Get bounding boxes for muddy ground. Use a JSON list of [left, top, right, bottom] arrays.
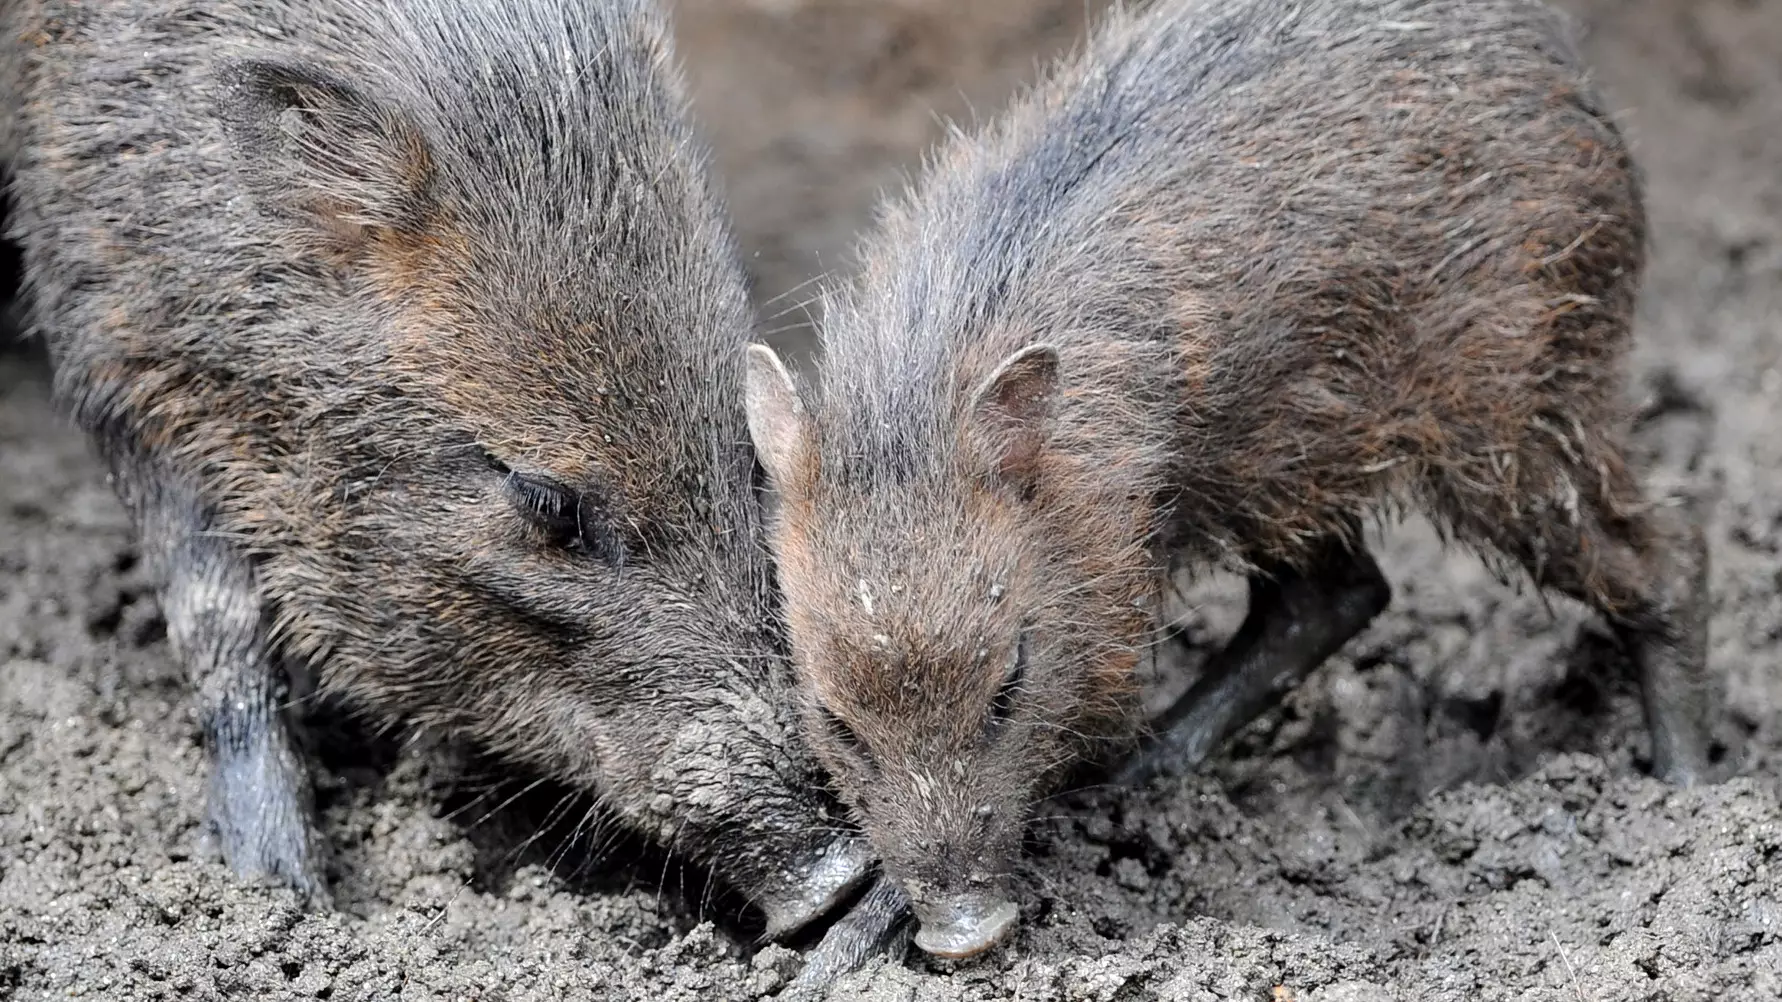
[[2, 0, 1779, 999]]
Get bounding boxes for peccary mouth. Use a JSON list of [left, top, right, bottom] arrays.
[[910, 895, 1020, 959], [755, 836, 876, 938]]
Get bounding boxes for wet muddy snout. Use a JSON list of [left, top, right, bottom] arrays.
[[909, 890, 1020, 959], [751, 835, 877, 938]]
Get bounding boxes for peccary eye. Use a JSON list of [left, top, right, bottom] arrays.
[[504, 471, 577, 534], [984, 633, 1026, 742], [819, 704, 874, 771], [502, 470, 627, 567]]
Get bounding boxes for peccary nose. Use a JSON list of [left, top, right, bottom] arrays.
[[754, 836, 876, 938], [910, 894, 1020, 959]]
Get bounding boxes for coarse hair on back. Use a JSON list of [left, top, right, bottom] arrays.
[[248, 0, 744, 351]]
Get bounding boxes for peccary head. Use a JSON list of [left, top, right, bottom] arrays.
[[199, 0, 866, 934], [745, 341, 1146, 957]]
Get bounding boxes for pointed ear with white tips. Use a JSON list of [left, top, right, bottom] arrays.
[[967, 343, 1061, 489], [743, 343, 811, 489]]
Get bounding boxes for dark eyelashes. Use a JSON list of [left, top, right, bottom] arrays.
[[504, 471, 578, 531], [500, 468, 627, 568], [985, 633, 1027, 740], [821, 704, 874, 771]]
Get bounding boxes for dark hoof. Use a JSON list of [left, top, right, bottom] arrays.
[[204, 740, 332, 908], [1112, 743, 1176, 787], [1651, 755, 1708, 789]]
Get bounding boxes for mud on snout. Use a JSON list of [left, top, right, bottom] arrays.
[[637, 691, 875, 937], [868, 789, 1028, 960]]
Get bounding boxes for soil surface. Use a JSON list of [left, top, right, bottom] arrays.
[[3, 0, 1780, 1000]]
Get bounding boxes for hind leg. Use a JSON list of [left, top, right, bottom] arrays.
[[117, 457, 331, 903], [1624, 504, 1712, 784], [1118, 531, 1392, 784], [1435, 455, 1712, 786]]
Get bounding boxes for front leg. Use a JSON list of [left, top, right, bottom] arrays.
[[1120, 535, 1391, 784], [785, 875, 913, 996], [119, 459, 331, 905]]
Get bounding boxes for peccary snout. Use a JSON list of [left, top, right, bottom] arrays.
[[908, 890, 1019, 960], [750, 829, 877, 938]]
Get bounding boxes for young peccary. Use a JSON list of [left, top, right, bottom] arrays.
[[745, 0, 1714, 959], [2, 0, 878, 942]]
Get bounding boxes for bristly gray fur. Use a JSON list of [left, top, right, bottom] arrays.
[[819, 0, 1598, 505]]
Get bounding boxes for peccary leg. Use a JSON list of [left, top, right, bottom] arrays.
[[117, 459, 331, 904], [1469, 488, 1712, 786], [1615, 505, 1713, 786], [785, 876, 914, 996], [1119, 534, 1391, 784]]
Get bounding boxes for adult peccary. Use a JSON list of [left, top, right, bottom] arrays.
[[1, 0, 878, 942], [744, 0, 1714, 959]]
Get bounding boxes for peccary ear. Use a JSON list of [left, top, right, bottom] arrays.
[[967, 344, 1060, 489], [216, 59, 433, 251], [744, 344, 811, 489]]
